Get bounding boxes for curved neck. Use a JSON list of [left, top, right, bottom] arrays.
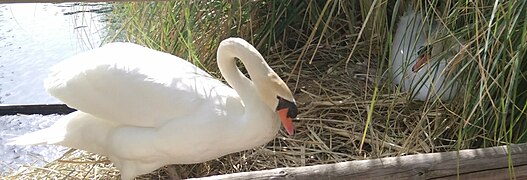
[[216, 39, 274, 105], [216, 39, 282, 148]]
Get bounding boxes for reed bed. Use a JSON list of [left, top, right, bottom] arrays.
[[4, 0, 526, 179]]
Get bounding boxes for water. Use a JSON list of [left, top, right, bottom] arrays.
[[0, 2, 111, 175], [0, 114, 66, 176], [0, 3, 109, 104]]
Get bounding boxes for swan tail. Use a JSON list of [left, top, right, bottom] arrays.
[[6, 113, 73, 146], [7, 127, 65, 145], [8, 111, 118, 156]]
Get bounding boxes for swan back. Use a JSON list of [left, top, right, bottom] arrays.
[[45, 42, 232, 127]]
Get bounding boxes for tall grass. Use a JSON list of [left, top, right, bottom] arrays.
[[111, 0, 527, 164], [420, 0, 527, 148], [5, 1, 527, 179]]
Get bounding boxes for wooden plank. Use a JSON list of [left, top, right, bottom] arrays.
[[0, 104, 76, 115], [193, 143, 527, 180], [0, 0, 160, 3]]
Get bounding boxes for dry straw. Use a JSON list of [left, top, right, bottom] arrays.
[[4, 0, 527, 179]]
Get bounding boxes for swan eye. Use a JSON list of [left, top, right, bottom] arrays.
[[417, 45, 432, 56], [276, 96, 298, 118]]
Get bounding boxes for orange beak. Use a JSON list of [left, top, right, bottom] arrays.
[[277, 108, 294, 135], [412, 55, 429, 72]]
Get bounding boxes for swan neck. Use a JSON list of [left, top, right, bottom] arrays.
[[216, 39, 281, 146], [217, 39, 272, 103]]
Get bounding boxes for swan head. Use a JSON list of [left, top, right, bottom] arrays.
[[412, 30, 466, 73], [254, 72, 298, 136], [412, 43, 440, 72]]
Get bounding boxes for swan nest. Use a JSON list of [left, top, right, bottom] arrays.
[[3, 40, 456, 179]]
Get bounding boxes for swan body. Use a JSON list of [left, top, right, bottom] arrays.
[[391, 9, 463, 101], [9, 38, 298, 179]]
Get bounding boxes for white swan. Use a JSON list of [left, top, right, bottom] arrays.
[[8, 38, 298, 179], [391, 9, 465, 101]]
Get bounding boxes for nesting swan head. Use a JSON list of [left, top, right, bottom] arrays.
[[217, 38, 297, 135], [390, 10, 467, 101]]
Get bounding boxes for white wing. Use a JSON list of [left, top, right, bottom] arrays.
[[46, 42, 236, 127]]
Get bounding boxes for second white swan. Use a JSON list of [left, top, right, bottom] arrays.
[[391, 9, 465, 101]]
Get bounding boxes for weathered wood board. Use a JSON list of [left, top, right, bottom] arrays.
[[0, 104, 75, 115], [193, 143, 527, 180]]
